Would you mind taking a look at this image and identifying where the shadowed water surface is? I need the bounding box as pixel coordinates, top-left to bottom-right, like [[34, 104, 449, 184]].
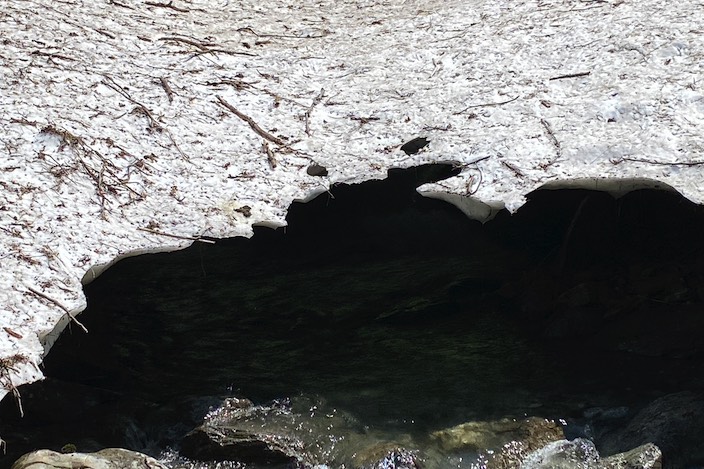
[[4, 166, 704, 468]]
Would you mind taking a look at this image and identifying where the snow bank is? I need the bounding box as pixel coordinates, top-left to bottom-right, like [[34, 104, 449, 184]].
[[1, 0, 703, 400]]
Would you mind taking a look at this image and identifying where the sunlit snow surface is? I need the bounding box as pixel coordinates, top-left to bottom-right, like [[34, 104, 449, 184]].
[[1, 0, 704, 398]]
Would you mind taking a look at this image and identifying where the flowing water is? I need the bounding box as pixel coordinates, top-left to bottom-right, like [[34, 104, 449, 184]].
[[4, 168, 704, 468]]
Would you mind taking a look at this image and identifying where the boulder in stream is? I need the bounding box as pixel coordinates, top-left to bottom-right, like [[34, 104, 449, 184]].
[[179, 395, 425, 468], [599, 391, 704, 469], [180, 397, 312, 466]]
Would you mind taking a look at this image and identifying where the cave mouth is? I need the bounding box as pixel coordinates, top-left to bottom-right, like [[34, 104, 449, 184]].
[[4, 164, 704, 467]]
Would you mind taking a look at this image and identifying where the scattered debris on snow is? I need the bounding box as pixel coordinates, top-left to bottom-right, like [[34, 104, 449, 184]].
[[1, 0, 704, 400]]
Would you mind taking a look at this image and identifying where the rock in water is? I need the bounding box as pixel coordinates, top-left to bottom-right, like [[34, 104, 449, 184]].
[[602, 443, 662, 469], [11, 448, 167, 469], [599, 391, 704, 469], [430, 416, 565, 453], [180, 398, 310, 466], [520, 438, 600, 468]]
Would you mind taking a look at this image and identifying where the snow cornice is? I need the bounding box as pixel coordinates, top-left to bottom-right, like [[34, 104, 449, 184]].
[[1, 0, 703, 400]]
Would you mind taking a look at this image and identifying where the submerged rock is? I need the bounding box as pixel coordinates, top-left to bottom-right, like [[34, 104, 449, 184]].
[[430, 416, 564, 454], [11, 448, 167, 469]]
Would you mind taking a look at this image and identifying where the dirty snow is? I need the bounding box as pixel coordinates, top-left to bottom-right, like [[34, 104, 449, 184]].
[[1, 0, 703, 400]]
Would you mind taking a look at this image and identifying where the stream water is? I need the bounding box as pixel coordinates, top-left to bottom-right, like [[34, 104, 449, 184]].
[[4, 166, 704, 468]]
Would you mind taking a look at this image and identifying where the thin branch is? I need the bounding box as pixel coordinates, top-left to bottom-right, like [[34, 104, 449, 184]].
[[138, 227, 216, 243], [31, 50, 76, 62], [159, 36, 256, 57], [26, 286, 88, 333], [501, 160, 526, 178], [614, 156, 704, 166], [453, 95, 519, 115], [145, 1, 189, 12], [216, 95, 288, 146], [540, 118, 562, 166], [0, 364, 23, 418], [549, 71, 591, 80], [160, 36, 212, 50], [262, 140, 277, 169], [305, 88, 325, 136], [103, 76, 160, 129], [159, 76, 174, 102], [236, 26, 329, 39], [103, 76, 189, 160], [3, 327, 22, 339]]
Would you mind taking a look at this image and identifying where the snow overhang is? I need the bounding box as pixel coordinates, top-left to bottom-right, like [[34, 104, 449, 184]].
[[1, 0, 704, 400]]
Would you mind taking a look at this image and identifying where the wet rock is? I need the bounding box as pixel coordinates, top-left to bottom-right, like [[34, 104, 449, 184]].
[[506, 439, 661, 469], [180, 395, 424, 468], [430, 416, 564, 453], [349, 439, 420, 469], [180, 397, 311, 466], [602, 443, 662, 469], [519, 438, 600, 468], [599, 391, 704, 469], [364, 448, 420, 469], [11, 448, 167, 469], [181, 425, 305, 465]]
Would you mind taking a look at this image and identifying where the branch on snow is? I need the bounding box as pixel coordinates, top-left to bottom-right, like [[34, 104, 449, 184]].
[[612, 156, 704, 166], [216, 95, 288, 146], [27, 286, 88, 334], [102, 75, 188, 160], [145, 1, 189, 13]]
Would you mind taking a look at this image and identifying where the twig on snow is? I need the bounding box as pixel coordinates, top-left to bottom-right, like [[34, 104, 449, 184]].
[[159, 36, 212, 50], [612, 156, 704, 166], [159, 36, 256, 57], [102, 76, 188, 160], [453, 95, 519, 115], [31, 50, 76, 62], [304, 88, 325, 136], [236, 26, 330, 39], [0, 354, 28, 418], [145, 1, 189, 12], [159, 77, 175, 102], [501, 160, 526, 178], [549, 71, 591, 80], [262, 140, 277, 169], [539, 118, 562, 167], [138, 227, 216, 243], [108, 0, 134, 9], [216, 95, 288, 146], [26, 286, 88, 333], [40, 125, 120, 219], [3, 327, 22, 339], [102, 76, 160, 129]]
